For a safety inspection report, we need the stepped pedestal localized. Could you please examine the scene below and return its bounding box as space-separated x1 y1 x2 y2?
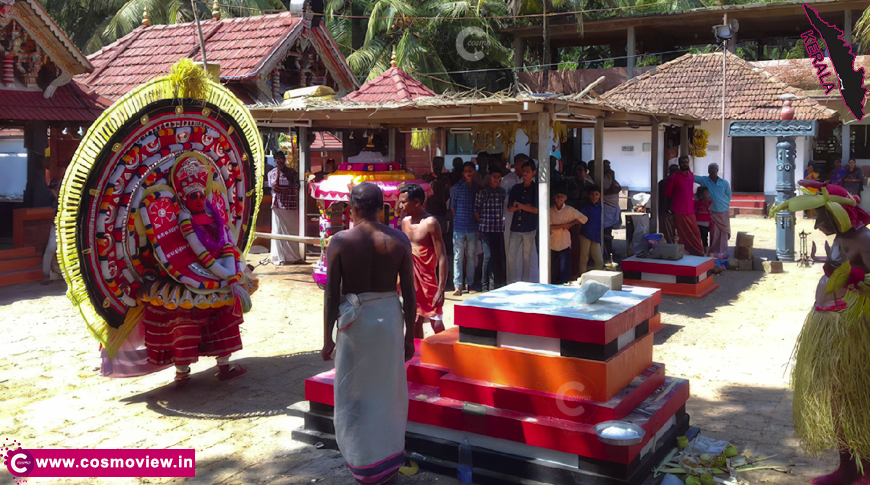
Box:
622 255 719 297
296 282 689 484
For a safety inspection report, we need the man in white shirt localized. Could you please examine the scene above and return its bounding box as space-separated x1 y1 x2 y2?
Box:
549 192 587 284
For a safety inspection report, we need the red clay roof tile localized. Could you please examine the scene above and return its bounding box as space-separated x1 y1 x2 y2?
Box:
343 65 434 103
601 53 836 121
0 81 108 122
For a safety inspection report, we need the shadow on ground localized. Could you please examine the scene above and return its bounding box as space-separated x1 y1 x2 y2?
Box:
658 269 765 320
121 351 333 420
0 279 67 306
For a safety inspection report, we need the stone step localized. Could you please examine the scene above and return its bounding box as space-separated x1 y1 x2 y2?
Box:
0 256 41 273
0 267 42 287
0 246 38 260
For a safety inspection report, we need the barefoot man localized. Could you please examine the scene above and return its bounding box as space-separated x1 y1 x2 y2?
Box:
398 183 448 338
321 182 416 485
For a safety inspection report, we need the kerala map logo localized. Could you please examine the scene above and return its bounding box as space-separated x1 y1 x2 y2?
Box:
802 4 867 121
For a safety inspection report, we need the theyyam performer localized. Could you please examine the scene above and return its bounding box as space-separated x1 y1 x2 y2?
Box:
770 180 870 485
56 59 263 387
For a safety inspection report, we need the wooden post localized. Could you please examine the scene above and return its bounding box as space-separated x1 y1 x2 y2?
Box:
650 119 659 233
436 128 446 158
514 36 524 71
342 129 353 164
679 125 689 158
537 109 551 284
845 10 853 44
594 117 604 253
627 26 636 79
843 124 851 162
388 127 396 161
298 127 310 261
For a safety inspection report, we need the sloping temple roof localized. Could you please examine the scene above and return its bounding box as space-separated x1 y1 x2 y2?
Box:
343 56 435 103
79 11 358 104
601 53 837 121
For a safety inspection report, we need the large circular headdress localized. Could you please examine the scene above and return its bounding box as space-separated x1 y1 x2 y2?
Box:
58 59 264 351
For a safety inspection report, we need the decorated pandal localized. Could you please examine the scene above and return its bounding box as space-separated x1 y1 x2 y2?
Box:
621 255 719 298
307 150 429 286
295 282 690 484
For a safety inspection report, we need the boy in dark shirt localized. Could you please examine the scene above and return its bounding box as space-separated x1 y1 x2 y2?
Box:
507 160 539 283
579 185 604 274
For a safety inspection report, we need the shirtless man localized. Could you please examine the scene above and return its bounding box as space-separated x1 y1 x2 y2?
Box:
398 183 448 338
321 182 415 485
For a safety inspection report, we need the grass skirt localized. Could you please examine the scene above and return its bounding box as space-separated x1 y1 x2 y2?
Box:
791 297 870 465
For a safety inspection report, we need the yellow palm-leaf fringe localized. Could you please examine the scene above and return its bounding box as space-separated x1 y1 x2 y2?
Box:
769 187 856 233
103 302 145 359
169 58 210 101
57 59 264 350
791 307 870 469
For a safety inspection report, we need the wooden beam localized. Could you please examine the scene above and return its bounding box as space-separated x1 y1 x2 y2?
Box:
679 125 689 158
537 108 551 284
627 26 636 79
604 112 650 123
298 126 310 261
594 117 604 253
650 118 659 233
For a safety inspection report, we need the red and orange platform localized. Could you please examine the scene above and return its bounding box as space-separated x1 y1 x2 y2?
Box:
621 255 719 297
295 282 689 484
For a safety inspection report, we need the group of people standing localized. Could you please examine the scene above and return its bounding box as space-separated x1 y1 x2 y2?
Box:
424 153 542 298
806 158 865 197
658 156 732 258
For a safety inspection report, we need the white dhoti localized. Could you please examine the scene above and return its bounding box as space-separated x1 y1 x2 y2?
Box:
271 207 301 264
334 292 408 483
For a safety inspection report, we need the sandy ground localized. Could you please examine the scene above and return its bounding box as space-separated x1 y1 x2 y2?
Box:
0 215 843 484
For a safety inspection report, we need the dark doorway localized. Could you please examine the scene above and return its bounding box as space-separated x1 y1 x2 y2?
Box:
730 137 765 192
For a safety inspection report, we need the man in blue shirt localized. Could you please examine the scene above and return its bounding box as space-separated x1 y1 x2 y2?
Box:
579 185 604 274
694 163 732 257
450 162 480 295
507 160 539 283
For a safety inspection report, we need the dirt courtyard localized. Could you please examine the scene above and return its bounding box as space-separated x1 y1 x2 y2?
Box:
0 215 842 484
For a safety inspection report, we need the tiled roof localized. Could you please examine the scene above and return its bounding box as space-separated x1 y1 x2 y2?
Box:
601 53 836 121
750 56 870 93
343 61 435 103
0 81 108 122
80 12 356 102
311 131 341 150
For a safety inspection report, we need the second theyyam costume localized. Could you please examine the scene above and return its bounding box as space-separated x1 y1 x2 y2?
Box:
56 59 263 386
770 181 870 485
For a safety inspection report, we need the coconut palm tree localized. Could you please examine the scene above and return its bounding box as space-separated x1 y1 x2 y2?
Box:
42 0 285 54
331 0 512 92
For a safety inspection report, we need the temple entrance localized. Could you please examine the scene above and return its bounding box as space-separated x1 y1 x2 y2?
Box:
730 137 765 193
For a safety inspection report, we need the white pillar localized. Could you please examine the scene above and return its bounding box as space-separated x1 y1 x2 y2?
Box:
843 124 851 162
298 127 310 261
537 110 551 284
627 26 636 79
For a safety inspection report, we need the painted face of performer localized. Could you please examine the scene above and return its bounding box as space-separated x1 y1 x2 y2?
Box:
814 208 837 236
173 156 210 214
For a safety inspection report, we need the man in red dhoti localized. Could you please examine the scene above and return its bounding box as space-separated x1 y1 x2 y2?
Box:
398 183 448 338
665 155 705 256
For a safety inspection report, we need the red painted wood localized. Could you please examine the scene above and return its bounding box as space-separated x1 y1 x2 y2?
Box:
454 296 656 345
621 258 714 277
438 363 666 424
305 371 690 463
623 277 719 298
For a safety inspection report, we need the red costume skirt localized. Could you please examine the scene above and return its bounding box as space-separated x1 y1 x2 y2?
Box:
143 305 243 366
